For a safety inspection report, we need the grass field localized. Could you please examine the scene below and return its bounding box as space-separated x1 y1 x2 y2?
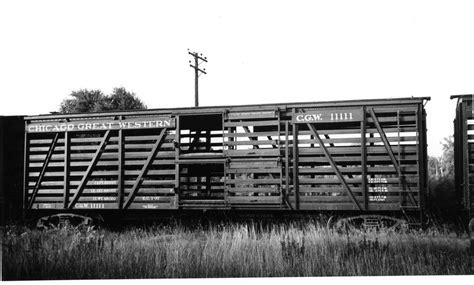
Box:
1 220 471 280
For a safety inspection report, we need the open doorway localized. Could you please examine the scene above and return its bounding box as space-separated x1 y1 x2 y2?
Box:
179 114 223 156
177 113 226 207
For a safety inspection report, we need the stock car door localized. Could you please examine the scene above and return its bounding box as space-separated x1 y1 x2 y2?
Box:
223 109 284 209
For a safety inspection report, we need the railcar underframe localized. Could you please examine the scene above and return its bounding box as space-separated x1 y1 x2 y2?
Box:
23 98 429 225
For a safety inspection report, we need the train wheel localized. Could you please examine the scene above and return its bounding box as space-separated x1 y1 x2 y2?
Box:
36 213 95 230
333 215 407 232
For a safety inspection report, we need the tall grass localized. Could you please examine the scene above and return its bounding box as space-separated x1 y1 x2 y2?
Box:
2 221 470 280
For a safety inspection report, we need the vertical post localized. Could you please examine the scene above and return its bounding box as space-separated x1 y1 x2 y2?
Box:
418 103 428 223
63 131 70 209
285 121 290 201
463 101 469 221
361 106 368 211
117 121 124 210
206 129 211 150
469 218 474 271
276 110 283 207
23 122 29 215
205 129 211 197
470 98 474 227
398 109 404 205
175 116 180 205
292 121 299 210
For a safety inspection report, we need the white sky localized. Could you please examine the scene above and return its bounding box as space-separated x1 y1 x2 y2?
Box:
1 0 473 157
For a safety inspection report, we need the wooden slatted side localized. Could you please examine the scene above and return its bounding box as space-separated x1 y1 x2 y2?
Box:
453 97 473 216
26 128 179 210
290 119 364 210
123 129 178 210
288 105 421 211
26 132 64 209
27 131 120 209
366 107 420 208
223 110 280 157
179 164 225 203
225 159 282 208
467 115 474 211
224 110 282 208
179 130 224 152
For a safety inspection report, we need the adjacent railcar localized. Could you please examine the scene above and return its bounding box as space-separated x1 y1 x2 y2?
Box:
1 116 25 224
452 94 474 221
23 97 429 225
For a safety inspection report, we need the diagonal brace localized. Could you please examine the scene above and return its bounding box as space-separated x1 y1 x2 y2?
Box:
28 133 59 209
123 128 168 209
68 130 112 209
307 124 363 210
188 130 202 151
243 126 259 149
368 108 417 205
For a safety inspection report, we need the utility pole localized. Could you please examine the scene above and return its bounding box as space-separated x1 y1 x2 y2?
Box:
188 49 207 107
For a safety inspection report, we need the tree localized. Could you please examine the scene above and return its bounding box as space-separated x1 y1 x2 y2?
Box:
428 156 441 180
59 87 146 113
427 136 454 180
427 135 457 216
439 136 454 178
59 89 105 113
94 87 146 112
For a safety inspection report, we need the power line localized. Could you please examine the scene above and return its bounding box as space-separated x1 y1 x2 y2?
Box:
188 49 207 107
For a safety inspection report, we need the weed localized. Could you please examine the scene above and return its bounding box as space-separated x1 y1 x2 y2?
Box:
1 222 470 280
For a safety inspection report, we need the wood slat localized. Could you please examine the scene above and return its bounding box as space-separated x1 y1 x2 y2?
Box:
223 131 279 138
225 140 278 146
224 149 280 157
226 168 281 174
225 178 281 185
227 111 277 120
224 120 279 127
227 187 280 193
227 196 282 204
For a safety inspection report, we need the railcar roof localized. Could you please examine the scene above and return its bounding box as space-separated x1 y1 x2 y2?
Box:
25 96 431 121
450 94 473 100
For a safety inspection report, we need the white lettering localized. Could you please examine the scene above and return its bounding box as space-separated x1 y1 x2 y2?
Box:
27 117 173 132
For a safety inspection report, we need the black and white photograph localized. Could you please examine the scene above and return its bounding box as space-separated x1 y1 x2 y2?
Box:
1 0 473 283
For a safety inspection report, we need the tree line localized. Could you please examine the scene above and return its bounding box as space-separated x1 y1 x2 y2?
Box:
427 136 458 217
59 87 146 113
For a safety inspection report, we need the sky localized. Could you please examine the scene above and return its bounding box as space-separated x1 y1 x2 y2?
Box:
1 0 473 157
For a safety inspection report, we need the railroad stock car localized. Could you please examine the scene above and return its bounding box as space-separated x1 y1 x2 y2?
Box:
22 97 429 227
452 94 474 222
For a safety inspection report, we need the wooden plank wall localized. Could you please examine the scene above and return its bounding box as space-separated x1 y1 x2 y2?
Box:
223 110 283 209
26 128 178 210
287 106 421 211
454 96 474 219
24 100 427 213
465 100 474 215
179 164 225 209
